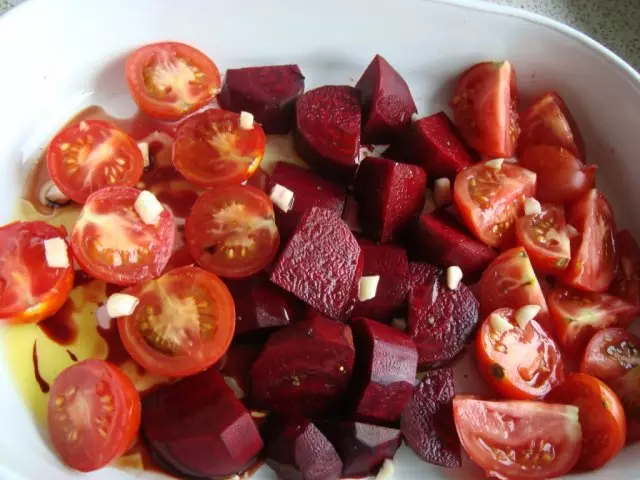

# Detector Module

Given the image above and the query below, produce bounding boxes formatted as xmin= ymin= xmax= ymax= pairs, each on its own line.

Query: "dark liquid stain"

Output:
xmin=66 ymin=349 xmax=78 ymax=362
xmin=73 ymin=270 xmax=93 ymax=288
xmin=97 ymin=325 xmax=131 ymax=367
xmin=32 ymin=341 xmax=50 ymax=394
xmin=38 ymin=300 xmax=78 ymax=346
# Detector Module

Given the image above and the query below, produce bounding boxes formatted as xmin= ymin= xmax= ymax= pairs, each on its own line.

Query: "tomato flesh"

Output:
xmin=581 ymin=328 xmax=640 ymax=383
xmin=610 ymin=230 xmax=640 ymax=306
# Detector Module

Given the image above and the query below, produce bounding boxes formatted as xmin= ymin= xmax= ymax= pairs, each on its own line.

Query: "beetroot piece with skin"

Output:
xmin=356 ymin=55 xmax=417 ymax=144
xmin=354 ymin=156 xmax=427 ymax=243
xmin=218 ymin=64 xmax=305 ymax=134
xmin=142 ymin=368 xmax=263 ymax=479
xmin=294 ymin=85 xmax=361 ymax=181
xmin=409 ymin=262 xmax=441 ymax=289
xmin=400 ymin=368 xmax=461 ymax=468
xmin=350 ymin=317 xmax=418 ymax=424
xmin=218 ymin=344 xmax=263 ymax=401
xmin=250 ymin=315 xmax=356 ymax=416
xmin=270 ymin=207 xmax=363 ymax=321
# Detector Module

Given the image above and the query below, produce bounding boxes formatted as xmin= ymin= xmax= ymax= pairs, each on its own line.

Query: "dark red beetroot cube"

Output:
xmin=294 ymin=85 xmax=361 ymax=182
xmin=402 ymin=112 xmax=475 ymax=180
xmin=350 ymin=317 xmax=418 ymax=424
xmin=271 ymin=162 xmax=346 ymax=241
xmin=408 ymin=268 xmax=479 ymax=368
xmin=409 ymin=262 xmax=441 ymax=288
xmin=270 ymin=207 xmax=363 ymax=321
xmin=354 ymin=156 xmax=426 ymax=243
xmin=218 ymin=64 xmax=305 ymax=134
xmin=142 ymin=368 xmax=263 ymax=479
xmin=218 ymin=344 xmax=263 ymax=400
xmin=351 ymin=244 xmax=410 ymax=322
xmin=320 ymin=422 xmax=401 ymax=478
xmin=250 ymin=315 xmax=355 ymax=416
xmin=266 ymin=418 xmax=342 ymax=480
xmin=400 ymin=368 xmax=461 ymax=468
xmin=356 ymin=55 xmax=417 ymax=144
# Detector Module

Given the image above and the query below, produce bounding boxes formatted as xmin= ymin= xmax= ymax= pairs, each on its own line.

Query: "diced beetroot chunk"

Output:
xmin=408 ymin=262 xmax=440 ymax=289
xmin=271 ymin=162 xmax=346 ymax=241
xmin=354 ymin=156 xmax=426 ymax=243
xmin=218 ymin=344 xmax=263 ymax=400
xmin=218 ymin=64 xmax=305 ymax=134
xmin=356 ymin=54 xmax=417 ymax=144
xmin=350 ymin=317 xmax=418 ymax=424
xmin=321 ymin=422 xmax=401 ymax=477
xmin=250 ymin=315 xmax=355 ymax=416
xmin=245 ymin=167 xmax=271 ymax=193
xmin=142 ymin=368 xmax=263 ymax=479
xmin=401 ymin=368 xmax=461 ymax=468
xmin=270 ymin=207 xmax=363 ymax=321
xmin=294 ymin=85 xmax=361 ymax=181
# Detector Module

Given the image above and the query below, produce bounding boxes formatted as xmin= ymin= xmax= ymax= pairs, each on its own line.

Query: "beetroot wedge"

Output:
xmin=408 ymin=267 xmax=479 ymax=368
xmin=354 ymin=156 xmax=426 ymax=242
xmin=321 ymin=422 xmax=401 ymax=478
xmin=350 ymin=317 xmax=418 ymax=424
xmin=400 ymin=368 xmax=461 ymax=468
xmin=409 ymin=262 xmax=441 ymax=288
xmin=356 ymin=55 xmax=417 ymax=144
xmin=250 ymin=315 xmax=355 ymax=416
xmin=294 ymin=85 xmax=361 ymax=181
xmin=270 ymin=207 xmax=363 ymax=321
xmin=218 ymin=64 xmax=305 ymax=134
xmin=218 ymin=344 xmax=263 ymax=400
xmin=142 ymin=368 xmax=263 ymax=479
xmin=271 ymin=162 xmax=346 ymax=241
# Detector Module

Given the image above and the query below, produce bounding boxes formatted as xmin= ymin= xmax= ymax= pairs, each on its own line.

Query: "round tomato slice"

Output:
xmin=515 ymin=204 xmax=571 ymax=274
xmin=611 ymin=366 xmax=640 ymax=443
xmin=561 ymin=189 xmax=617 ymax=292
xmin=47 ymin=120 xmax=144 ymax=204
xmin=117 ymin=266 xmax=235 ymax=377
xmin=453 ymin=162 xmax=536 ymax=247
xmin=125 ymin=42 xmax=221 ymax=121
xmin=47 ymin=359 xmax=141 ymax=472
xmin=172 ymin=109 xmax=266 ymax=187
xmin=0 ymin=221 xmax=74 ymax=324
xmin=610 ymin=230 xmax=640 ymax=306
xmin=518 ymin=92 xmax=586 ymax=160
xmin=453 ymin=396 xmax=581 ymax=479
xmin=70 ymin=186 xmax=175 ymax=286
xmin=450 ymin=61 xmax=520 ymax=158
xmin=185 ymin=185 xmax=279 ymax=278
xmin=548 ymin=287 xmax=638 ymax=354
xmin=476 ymin=307 xmax=564 ymax=400
xmin=547 ymin=373 xmax=626 ymax=470
xmin=581 ymin=328 xmax=640 ymax=383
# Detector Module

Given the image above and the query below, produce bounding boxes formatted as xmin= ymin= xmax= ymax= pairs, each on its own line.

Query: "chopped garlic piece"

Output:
xmin=391 ymin=318 xmax=407 ymax=332
xmin=44 ymin=237 xmax=70 ymax=268
xmin=95 ymin=305 xmax=112 ymax=329
xmin=376 ymin=459 xmax=395 ymax=480
xmin=358 ymin=275 xmax=380 ymax=301
xmin=566 ymin=224 xmax=579 ymax=238
xmin=106 ymin=293 xmax=139 ymax=318
xmin=270 ymin=183 xmax=295 ymax=213
xmin=134 ymin=190 xmax=165 ymax=225
xmin=515 ymin=305 xmax=541 ymax=329
xmin=485 ymin=158 xmax=504 ymax=170
xmin=503 ymin=157 xmax=519 ymax=164
xmin=446 ymin=266 xmax=463 ymax=290
xmin=490 ymin=312 xmax=514 ymax=335
xmin=411 ymin=112 xmax=420 ymax=122
xmin=250 ymin=410 xmax=268 ymax=419
xmin=524 ymin=197 xmax=542 ymax=216
xmin=239 ymin=111 xmax=254 ymax=130
xmin=39 ymin=180 xmax=69 ymax=206
xmin=434 ymin=178 xmax=452 ymax=208
xmin=422 ymin=188 xmax=436 ymax=215
xmin=138 ymin=141 xmax=150 ymax=168
xmin=224 ymin=376 xmax=245 ymax=399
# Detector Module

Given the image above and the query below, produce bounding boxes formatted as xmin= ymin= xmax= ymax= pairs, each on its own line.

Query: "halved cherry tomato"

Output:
xmin=453 ymin=396 xmax=581 ymax=479
xmin=47 ymin=359 xmax=141 ymax=472
xmin=546 ymin=373 xmax=625 ymax=470
xmin=0 ymin=221 xmax=74 ymax=324
xmin=515 ymin=204 xmax=571 ymax=274
xmin=453 ymin=162 xmax=536 ymax=247
xmin=125 ymin=42 xmax=221 ymax=121
xmin=581 ymin=328 xmax=640 ymax=383
xmin=610 ymin=230 xmax=640 ymax=306
xmin=172 ymin=109 xmax=266 ymax=187
xmin=611 ymin=366 xmax=640 ymax=443
xmin=117 ymin=266 xmax=235 ymax=377
xmin=70 ymin=186 xmax=175 ymax=286
xmin=519 ymin=146 xmax=596 ymax=205
xmin=518 ymin=92 xmax=585 ymax=160
xmin=548 ymin=287 xmax=638 ymax=354
xmin=451 ymin=61 xmax=520 ymax=158
xmin=561 ymin=189 xmax=617 ymax=292
xmin=185 ymin=185 xmax=279 ymax=278
xmin=47 ymin=120 xmax=144 ymax=204
xmin=476 ymin=307 xmax=564 ymax=399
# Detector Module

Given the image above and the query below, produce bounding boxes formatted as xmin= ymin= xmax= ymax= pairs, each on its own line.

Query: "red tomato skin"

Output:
xmin=610 ymin=230 xmax=640 ymax=306
xmin=580 ymin=328 xmax=640 ymax=383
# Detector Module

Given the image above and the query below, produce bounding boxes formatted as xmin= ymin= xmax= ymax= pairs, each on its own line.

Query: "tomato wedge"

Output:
xmin=611 ymin=366 xmax=640 ymax=443
xmin=47 ymin=120 xmax=144 ymax=204
xmin=47 ymin=359 xmax=141 ymax=472
xmin=70 ymin=186 xmax=175 ymax=286
xmin=453 ymin=162 xmax=536 ymax=247
xmin=450 ymin=61 xmax=520 ymax=158
xmin=548 ymin=287 xmax=638 ymax=354
xmin=546 ymin=373 xmax=625 ymax=470
xmin=610 ymin=230 xmax=640 ymax=306
xmin=126 ymin=42 xmax=221 ymax=121
xmin=0 ymin=221 xmax=74 ymax=324
xmin=581 ymin=328 xmax=640 ymax=383
xmin=476 ymin=307 xmax=564 ymax=399
xmin=185 ymin=185 xmax=279 ymax=278
xmin=172 ymin=109 xmax=266 ymax=187
xmin=453 ymin=396 xmax=581 ymax=479
xmin=117 ymin=266 xmax=235 ymax=377
xmin=515 ymin=204 xmax=571 ymax=274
